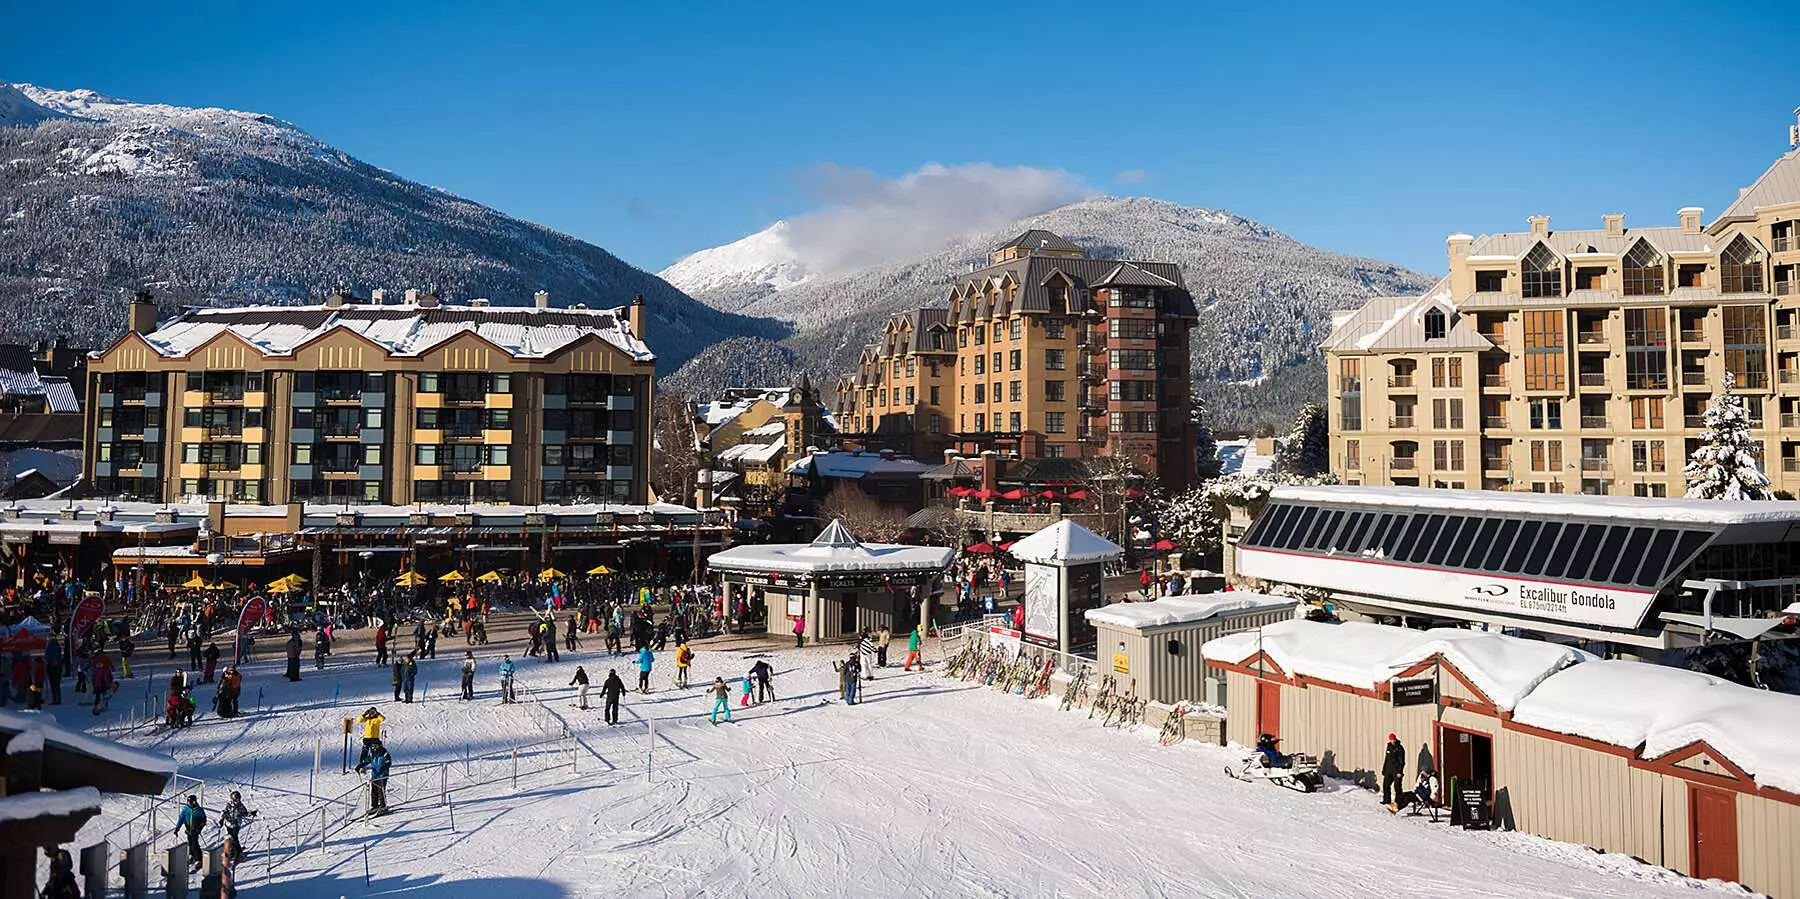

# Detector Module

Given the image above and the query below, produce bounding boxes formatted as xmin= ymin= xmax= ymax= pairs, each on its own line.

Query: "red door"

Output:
xmin=1255 ymin=681 xmax=1281 ymax=739
xmin=1689 ymin=786 xmax=1738 ymax=883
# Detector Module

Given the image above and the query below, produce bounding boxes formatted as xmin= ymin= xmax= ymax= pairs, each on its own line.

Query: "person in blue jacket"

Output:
xmin=636 ymin=646 xmax=654 ymax=693
xmin=174 ymin=795 xmax=207 ymax=870
xmin=356 ymin=741 xmax=393 ymax=815
xmin=498 ymin=654 xmax=517 ymax=703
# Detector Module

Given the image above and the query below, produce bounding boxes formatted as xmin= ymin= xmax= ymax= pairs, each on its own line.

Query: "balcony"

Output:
xmin=319 ymin=460 xmax=360 ymax=473
xmin=1576 ymin=332 xmax=1608 ymax=347
xmin=206 ymin=387 xmax=245 ymax=403
xmin=1482 ymin=456 xmax=1509 ymax=471
xmin=1785 ymin=458 xmax=1800 ymax=473
xmin=1779 ymin=281 xmax=1799 ymax=297
xmin=1577 ymin=373 xmax=1608 ymax=388
xmin=1681 ymin=371 xmax=1709 ymax=387
xmin=1581 ymin=458 xmax=1610 ymax=473
xmin=1390 ymin=457 xmax=1417 ymax=471
xmin=204 ymin=459 xmax=239 ymax=473
xmin=1477 ymin=330 xmax=1505 ymax=348
xmin=1775 ymin=235 xmax=1796 ymax=253
xmin=206 ymin=424 xmax=243 ymax=439
xmin=1680 ymin=328 xmax=1706 ymax=343
xmin=1783 ymin=414 xmax=1800 ymax=429
xmin=1388 ymin=375 xmax=1415 ymax=389
xmin=320 ymin=422 xmax=362 ymax=439
xmin=1781 ymin=370 xmax=1800 ymax=385
xmin=317 ymin=387 xmax=362 ymax=403
xmin=1579 ymin=415 xmax=1607 ymax=428
xmin=443 ymin=392 xmax=486 ymax=405
xmin=1481 ymin=374 xmax=1507 ymax=389
xmin=1483 ymin=416 xmax=1507 ymax=428
xmin=1684 ymin=415 xmax=1705 ymax=429
xmin=115 ymin=389 xmax=147 ymax=403
xmin=1388 ymin=415 xmax=1415 ymax=429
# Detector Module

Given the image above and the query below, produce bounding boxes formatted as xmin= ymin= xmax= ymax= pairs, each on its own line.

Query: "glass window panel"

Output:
xmin=1659 ymin=532 xmax=1711 ymax=583
xmin=1280 ymin=508 xmax=1317 ymax=549
xmin=1425 ymin=516 xmax=1467 ymax=566
xmin=1305 ymin=510 xmax=1343 ymax=550
xmin=1401 ymin=514 xmax=1445 ymax=563
xmin=1543 ymin=524 xmax=1582 ymax=578
xmin=1563 ymin=525 xmax=1608 ymax=581
xmin=1453 ymin=518 xmax=1495 ymax=569
xmin=1589 ymin=527 xmax=1630 ymax=583
xmin=1634 ymin=530 xmax=1679 ymax=587
xmin=1482 ymin=519 xmax=1522 ymax=571
xmin=1521 ymin=523 xmax=1561 ymax=576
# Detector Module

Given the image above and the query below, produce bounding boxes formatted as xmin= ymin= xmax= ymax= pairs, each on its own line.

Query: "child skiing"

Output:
xmin=739 ymin=671 xmax=754 ymax=708
xmin=570 ymin=665 xmax=590 ymax=710
xmin=498 ymin=655 xmax=517 ymax=703
xmin=708 ymin=677 xmax=732 ymax=724
xmin=636 ymin=645 xmax=654 ymax=694
xmin=674 ymin=642 xmax=693 ymax=688
xmin=903 ymin=624 xmax=923 ymax=671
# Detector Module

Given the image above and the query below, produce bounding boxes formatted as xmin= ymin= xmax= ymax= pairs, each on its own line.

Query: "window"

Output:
xmin=1110 ymin=381 xmax=1155 ymax=402
xmin=293 ymin=444 xmax=314 ymax=465
xmin=1623 ymin=241 xmax=1665 ymax=296
xmin=1424 ymin=307 xmax=1447 ymax=340
xmin=364 ymin=407 xmax=384 ymax=429
xmin=1521 ymin=243 xmax=1563 ymax=298
xmin=1523 ymin=310 xmax=1567 ymax=390
xmin=1110 ymin=350 xmax=1157 ymax=371
xmin=1475 ymin=270 xmax=1506 ymax=292
xmin=992 ymin=352 xmax=1001 ymax=373
xmin=362 ymin=445 xmax=383 ymax=466
xmin=1046 ymin=381 xmax=1065 ymax=402
xmin=905 ymin=387 xmax=915 ymax=406
xmin=959 ymin=328 xmax=968 ymax=348
xmin=1345 ymin=439 xmax=1360 ymax=470
xmin=1528 ymin=398 xmax=1561 ymax=429
xmin=1042 ymin=411 xmax=1068 ymax=435
xmin=1108 ymin=412 xmax=1156 ymax=433
xmin=1108 ymin=318 xmax=1159 ymax=340
xmin=929 ymin=386 xmax=940 ymax=405
xmin=1529 ymin=439 xmax=1562 ymax=472
xmin=415 ymin=444 xmax=440 ymax=465
xmin=974 ymin=327 xmax=985 ymax=346
xmin=974 ymin=384 xmax=985 ymax=404
xmin=1009 ymin=381 xmax=1022 ymax=402
xmin=1427 ymin=357 xmax=1464 ymax=387
xmin=929 ymin=414 xmax=943 ymax=433
xmin=1009 ymin=349 xmax=1022 ymax=371
xmin=1624 ymin=308 xmax=1669 ymax=390
xmin=1009 ymin=412 xmax=1021 ymax=431
xmin=544 ymin=445 xmax=564 ymax=466
xmin=1010 ymin=319 xmax=1022 ymax=340
xmin=1431 ymin=398 xmax=1464 ymax=429
xmin=1046 ymin=319 xmax=1066 ymax=339
xmin=418 ymin=373 xmax=440 ymax=393
xmin=1723 ymin=305 xmax=1769 ymax=388
xmin=974 ymin=413 xmax=985 ymax=431
xmin=1339 ymin=359 xmax=1362 ymax=432
xmin=1045 ymin=349 xmax=1066 ymax=371
xmin=1629 ymin=397 xmax=1664 ymax=429
xmin=1720 ymin=236 xmax=1765 ymax=293
xmin=974 ymin=356 xmax=985 ymax=375
xmin=1632 ymin=439 xmax=1667 ymax=472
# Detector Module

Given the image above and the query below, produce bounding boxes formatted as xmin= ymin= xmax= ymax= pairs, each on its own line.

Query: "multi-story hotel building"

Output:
xmin=1324 ymin=117 xmax=1800 ymax=496
xmin=833 ymin=230 xmax=1201 ymax=490
xmin=84 ymin=289 xmax=655 ymax=505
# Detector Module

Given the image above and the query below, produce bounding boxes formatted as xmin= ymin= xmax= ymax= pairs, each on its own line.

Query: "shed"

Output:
xmin=1084 ymin=592 xmax=1296 ymax=704
xmin=1010 ymin=520 xmax=1123 ymax=655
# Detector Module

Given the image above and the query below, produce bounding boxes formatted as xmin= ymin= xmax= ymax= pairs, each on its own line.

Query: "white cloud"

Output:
xmin=783 ymin=163 xmax=1094 ymax=276
xmin=1112 ymin=168 xmax=1155 ymax=185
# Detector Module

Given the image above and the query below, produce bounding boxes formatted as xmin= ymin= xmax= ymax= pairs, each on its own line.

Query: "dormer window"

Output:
xmin=1622 ymin=240 xmax=1665 ymax=296
xmin=1721 ymin=235 xmax=1765 ymax=294
xmin=1521 ymin=244 xmax=1563 ymax=298
xmin=1423 ymin=307 xmax=1447 ymax=340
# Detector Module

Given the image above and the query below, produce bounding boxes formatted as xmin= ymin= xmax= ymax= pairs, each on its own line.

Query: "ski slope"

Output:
xmin=40 ymin=622 xmax=1741 ymax=898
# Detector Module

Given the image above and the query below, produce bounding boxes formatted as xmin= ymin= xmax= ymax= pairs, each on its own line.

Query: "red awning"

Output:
xmin=972 ymin=489 xmax=999 ymax=500
xmin=1124 ymin=488 xmax=1145 ymax=498
xmin=997 ymin=540 xmax=1017 ymax=551
xmin=1065 ymin=489 xmax=1091 ymax=500
xmin=1151 ymin=538 xmax=1179 ymax=551
xmin=1037 ymin=489 xmax=1059 ymax=499
xmin=964 ymin=542 xmax=997 ymax=554
xmin=946 ymin=486 xmax=972 ymax=497
xmin=1000 ymin=488 xmax=1028 ymax=500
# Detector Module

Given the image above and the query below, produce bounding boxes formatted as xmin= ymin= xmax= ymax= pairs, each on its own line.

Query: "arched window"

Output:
xmin=1423 ymin=307 xmax=1447 ymax=340
xmin=1520 ymin=243 xmax=1563 ymax=298
xmin=1622 ymin=240 xmax=1665 ymax=296
xmin=1721 ymin=235 xmax=1765 ymax=293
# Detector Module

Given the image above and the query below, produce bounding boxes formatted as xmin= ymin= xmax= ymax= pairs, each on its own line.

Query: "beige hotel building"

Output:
xmin=1324 ymin=115 xmax=1800 ymax=496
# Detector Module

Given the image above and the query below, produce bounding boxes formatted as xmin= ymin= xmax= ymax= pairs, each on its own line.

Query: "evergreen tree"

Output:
xmin=1274 ymin=402 xmax=1330 ymax=477
xmin=1195 ymin=410 xmax=1222 ymax=481
xmin=1683 ymin=373 xmax=1772 ymax=500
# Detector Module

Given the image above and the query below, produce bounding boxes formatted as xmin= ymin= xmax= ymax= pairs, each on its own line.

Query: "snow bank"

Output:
xmin=1512 ymin=660 xmax=1800 ymax=795
xmin=0 ymin=785 xmax=101 ymax=823
xmin=6 ymin=728 xmax=44 ymax=755
xmin=1200 ymin=619 xmax=1588 ymax=709
xmin=1085 ymin=591 xmax=1295 ymax=632
xmin=0 ymin=710 xmax=179 ymax=775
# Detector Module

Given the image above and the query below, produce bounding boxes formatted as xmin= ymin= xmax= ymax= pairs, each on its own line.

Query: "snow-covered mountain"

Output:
xmin=665 ymin=197 xmax=1434 ymax=429
xmin=659 ymin=220 xmax=811 ymax=311
xmin=0 ymin=84 xmax=782 ymax=370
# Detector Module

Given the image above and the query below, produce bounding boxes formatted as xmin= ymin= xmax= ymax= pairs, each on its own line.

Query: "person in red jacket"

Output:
xmin=90 ymin=652 xmax=115 ymax=714
xmin=374 ymin=623 xmax=389 ymax=666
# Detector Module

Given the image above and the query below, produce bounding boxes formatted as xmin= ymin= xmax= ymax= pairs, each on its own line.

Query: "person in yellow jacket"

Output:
xmin=356 ymin=707 xmax=385 ymax=768
xmin=674 ymin=642 xmax=694 ymax=688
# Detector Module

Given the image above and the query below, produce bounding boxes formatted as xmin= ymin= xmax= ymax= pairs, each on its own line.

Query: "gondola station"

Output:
xmin=707 ymin=519 xmax=954 ymax=643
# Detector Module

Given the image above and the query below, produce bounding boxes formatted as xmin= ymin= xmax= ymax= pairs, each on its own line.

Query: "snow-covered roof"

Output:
xmin=708 ymin=518 xmax=954 ymax=575
xmin=1271 ymin=484 xmax=1800 ymax=526
xmin=1511 ymin=660 xmax=1800 ymax=795
xmin=0 ymin=710 xmax=180 ymax=775
xmin=718 ymin=441 xmax=783 ymax=465
xmin=1008 ymin=520 xmax=1124 ymax=565
xmin=742 ymin=420 xmax=786 ymax=439
xmin=0 ymin=785 xmax=101 ymax=824
xmin=788 ymin=451 xmax=932 ymax=480
xmin=1201 ymin=619 xmax=1590 ymax=710
xmin=1215 ymin=439 xmax=1276 ymax=477
xmin=126 ymin=301 xmax=655 ymax=363
xmin=1085 ymin=591 xmax=1296 ymax=632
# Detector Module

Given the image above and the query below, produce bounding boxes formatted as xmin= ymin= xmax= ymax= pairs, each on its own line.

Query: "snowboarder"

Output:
xmin=283 ymin=631 xmax=302 ymax=682
xmin=749 ymin=659 xmax=774 ymax=703
xmin=902 ymin=624 xmax=923 ymax=671
xmin=708 ymin=676 xmax=732 ymax=724
xmin=601 ymin=668 xmax=625 ymax=725
xmin=460 ymin=651 xmax=476 ymax=701
xmin=357 ymin=707 xmax=385 ymax=769
xmin=221 ymin=790 xmax=256 ymax=860
xmin=174 ymin=795 xmax=206 ymax=870
xmin=875 ymin=626 xmax=892 ymax=667
xmin=401 ymin=653 xmax=418 ymax=703
xmin=570 ymin=665 xmax=590 ymax=709
xmin=357 ymin=741 xmax=392 ymax=815
xmin=498 ymin=654 xmax=517 ymax=703
xmin=674 ymin=642 xmax=693 ymax=688
xmin=636 ymin=645 xmax=654 ymax=693
xmin=1382 ymin=732 xmax=1406 ymax=812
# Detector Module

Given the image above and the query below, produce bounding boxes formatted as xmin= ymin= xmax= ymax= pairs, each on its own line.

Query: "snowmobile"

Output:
xmin=1226 ymin=734 xmax=1323 ymax=792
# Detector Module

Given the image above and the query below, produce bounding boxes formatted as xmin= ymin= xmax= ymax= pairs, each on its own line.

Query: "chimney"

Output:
xmin=1527 ymin=215 xmax=1550 ymax=238
xmin=534 ymin=289 xmax=551 ymax=309
xmin=1679 ymin=207 xmax=1703 ymax=235
xmin=1446 ymin=233 xmax=1473 ymax=267
xmin=127 ymin=290 xmax=158 ymax=333
xmin=468 ymin=297 xmax=490 ymax=307
xmin=418 ymin=291 xmax=441 ymax=309
xmin=324 ymin=290 xmax=353 ymax=309
xmin=1791 ymin=106 xmax=1800 ymax=148
xmin=627 ymin=293 xmax=646 ymax=339
xmin=1602 ymin=213 xmax=1625 ymax=237
xmin=404 ymin=288 xmax=421 ymax=305
xmin=370 ymin=288 xmax=388 ymax=305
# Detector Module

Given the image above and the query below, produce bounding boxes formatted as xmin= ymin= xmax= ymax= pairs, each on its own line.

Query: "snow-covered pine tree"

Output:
xmin=1274 ymin=402 xmax=1329 ymax=477
xmin=1683 ymin=373 xmax=1773 ymax=500
xmin=1195 ymin=414 xmax=1222 ymax=481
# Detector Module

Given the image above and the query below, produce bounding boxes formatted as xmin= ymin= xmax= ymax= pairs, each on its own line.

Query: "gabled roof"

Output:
xmin=1093 ymin=262 xmax=1177 ymax=289
xmin=998 ymin=229 xmax=1084 ymax=254
xmin=1320 ymin=278 xmax=1494 ymax=353
xmin=953 ymin=253 xmax=1196 ymax=321
xmin=1467 ymin=226 xmax=1716 ymax=260
xmin=1008 ymin=520 xmax=1124 ymax=565
xmin=1713 ymin=147 xmax=1800 ymax=225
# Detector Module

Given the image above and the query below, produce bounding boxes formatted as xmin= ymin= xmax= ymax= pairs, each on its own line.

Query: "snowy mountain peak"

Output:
xmin=0 ymin=84 xmax=67 ymax=127
xmin=659 ymin=220 xmax=812 ymax=311
xmin=8 ymin=83 xmax=321 ymax=149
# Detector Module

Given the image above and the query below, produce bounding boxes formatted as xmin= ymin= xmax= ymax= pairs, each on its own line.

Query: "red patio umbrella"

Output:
xmin=1151 ymin=538 xmax=1179 ymax=551
xmin=1037 ymin=489 xmax=1059 ymax=499
xmin=1124 ymin=487 xmax=1145 ymax=498
xmin=1000 ymin=488 xmax=1028 ymax=500
xmin=964 ymin=542 xmax=997 ymax=554
xmin=946 ymin=486 xmax=971 ymax=497
xmin=972 ymin=488 xmax=999 ymax=501
xmin=1065 ymin=489 xmax=1091 ymax=500
xmin=998 ymin=540 xmax=1017 ymax=551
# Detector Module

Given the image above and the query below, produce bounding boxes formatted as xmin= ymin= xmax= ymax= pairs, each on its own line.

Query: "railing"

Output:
xmin=320 ymin=422 xmax=362 ymax=438
xmin=204 ymin=460 xmax=239 ymax=472
xmin=1781 ymin=370 xmax=1800 ymax=384
xmin=1388 ymin=376 xmax=1415 ymax=388
xmin=1580 ymin=458 xmax=1609 ymax=473
xmin=207 ymin=387 xmax=246 ymax=402
xmin=206 ymin=424 xmax=242 ymax=438
xmin=1774 ymin=235 xmax=1796 ymax=253
xmin=98 ymin=773 xmax=208 ymax=858
xmin=1578 ymin=373 xmax=1608 ymax=387
xmin=1580 ymin=415 xmax=1607 ymax=428
xmin=1684 ymin=415 xmax=1706 ymax=428
xmin=1389 ymin=458 xmax=1417 ymax=471
xmin=1783 ymin=414 xmax=1800 ymax=429
xmin=318 ymin=461 xmax=360 ymax=473
xmin=1779 ymin=324 xmax=1799 ymax=340
xmin=116 ymin=389 xmax=148 ymax=402
xmin=1388 ymin=416 xmax=1415 ymax=428
xmin=1483 ymin=416 xmax=1506 ymax=428
xmin=1682 ymin=371 xmax=1709 ymax=386
xmin=1576 ymin=332 xmax=1608 ymax=346
xmin=1785 ymin=458 xmax=1800 ymax=473
xmin=1482 ymin=456 xmax=1508 ymax=471
xmin=1680 ymin=329 xmax=1706 ymax=343
xmin=1481 ymin=374 xmax=1506 ymax=387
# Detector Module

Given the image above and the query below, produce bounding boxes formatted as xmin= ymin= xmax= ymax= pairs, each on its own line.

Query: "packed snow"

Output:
xmin=1084 ymin=591 xmax=1296 ymax=631
xmin=0 ymin=786 xmax=101 ymax=824
xmin=30 ymin=618 xmax=1742 ymax=897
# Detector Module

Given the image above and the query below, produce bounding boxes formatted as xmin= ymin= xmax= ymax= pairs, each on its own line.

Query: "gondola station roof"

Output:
xmin=708 ymin=519 xmax=954 ymax=575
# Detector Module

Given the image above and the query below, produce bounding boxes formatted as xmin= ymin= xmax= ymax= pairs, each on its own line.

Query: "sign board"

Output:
xmin=1453 ymin=780 xmax=1492 ymax=830
xmin=1390 ymin=677 xmax=1437 ymax=708
xmin=1064 ymin=564 xmax=1105 ymax=654
xmin=785 ymin=595 xmax=804 ymax=617
xmin=1237 ymin=547 xmax=1656 ymax=630
xmin=343 ymin=717 xmax=355 ymax=735
xmin=1112 ymin=652 xmax=1130 ymax=674
xmin=70 ymin=594 xmax=102 ymax=657
xmin=1021 ymin=563 xmax=1060 ymax=648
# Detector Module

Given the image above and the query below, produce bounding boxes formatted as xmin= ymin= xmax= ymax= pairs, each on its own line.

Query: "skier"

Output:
xmin=89 ymin=652 xmax=115 ymax=715
xmin=425 ymin=621 xmax=439 ymax=659
xmin=356 ymin=741 xmax=392 ymax=815
xmin=283 ymin=631 xmax=302 ymax=682
xmin=314 ymin=628 xmax=331 ymax=670
xmin=188 ymin=632 xmax=203 ymax=673
xmin=118 ymin=633 xmax=135 ymax=678
xmin=43 ymin=636 xmax=61 ymax=705
xmin=460 ymin=651 xmax=476 ymax=701
xmin=174 ymin=795 xmax=207 ymax=871
xmin=401 ymin=653 xmax=418 ymax=703
xmin=569 ymin=665 xmax=590 ymax=710
xmin=374 ymin=622 xmax=389 ymax=666
xmin=708 ymin=676 xmax=731 ymax=724
xmin=902 ymin=624 xmax=923 ymax=671
xmin=498 ymin=654 xmax=517 ymax=703
xmin=674 ymin=642 xmax=693 ymax=688
xmin=875 ymin=625 xmax=892 ymax=667
xmin=857 ymin=630 xmax=877 ymax=681
xmin=165 ymin=623 xmax=179 ymax=660
xmin=357 ymin=707 xmax=385 ymax=769
xmin=220 ymin=790 xmax=257 ymax=861
xmin=565 ymin=613 xmax=580 ymax=653
xmin=749 ymin=658 xmax=775 ymax=704
xmin=636 ymin=645 xmax=654 ymax=693
xmin=543 ymin=617 xmax=559 ymax=663
xmin=412 ymin=620 xmax=427 ymax=657
xmin=601 ymin=668 xmax=626 ymax=725
xmin=834 ymin=651 xmax=861 ymax=705
xmin=218 ymin=666 xmax=242 ymax=718
xmin=203 ymin=642 xmax=220 ymax=683
xmin=738 ymin=671 xmax=754 ymax=708
xmin=527 ymin=620 xmax=543 ymax=657
xmin=1382 ymin=733 xmax=1406 ymax=812
xmin=390 ymin=656 xmax=405 ymax=701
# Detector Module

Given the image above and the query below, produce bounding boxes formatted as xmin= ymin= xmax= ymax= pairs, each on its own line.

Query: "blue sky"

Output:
xmin=6 ymin=1 xmax=1798 ymax=275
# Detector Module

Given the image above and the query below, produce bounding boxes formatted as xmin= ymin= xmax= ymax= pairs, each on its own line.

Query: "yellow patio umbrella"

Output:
xmin=585 ymin=564 xmax=613 ymax=576
xmin=268 ymin=581 xmax=303 ymax=594
xmin=268 ymin=574 xmax=303 ymax=591
xmin=476 ymin=571 xmax=503 ymax=583
xmin=207 ymin=581 xmax=238 ymax=591
xmin=181 ymin=573 xmax=208 ymax=589
xmin=395 ymin=571 xmax=427 ymax=587
xmin=438 ymin=570 xmax=467 ymax=583
xmin=537 ymin=567 xmax=566 ymax=581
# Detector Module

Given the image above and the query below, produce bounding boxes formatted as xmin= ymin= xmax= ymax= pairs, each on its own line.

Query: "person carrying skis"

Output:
xmin=460 ymin=651 xmax=476 ymax=701
xmin=401 ymin=653 xmax=418 ymax=703
xmin=221 ymin=790 xmax=257 ymax=860
xmin=749 ymin=659 xmax=774 ymax=704
xmin=601 ymin=668 xmax=626 ymax=725
xmin=174 ymin=795 xmax=207 ymax=870
xmin=902 ymin=624 xmax=923 ymax=671
xmin=498 ymin=654 xmax=517 ymax=703
xmin=708 ymin=676 xmax=732 ymax=724
xmin=542 ymin=616 xmax=559 ymax=663
xmin=674 ymin=642 xmax=693 ymax=688
xmin=570 ymin=665 xmax=590 ymax=710
xmin=635 ymin=645 xmax=654 ymax=693
xmin=1382 ymin=733 xmax=1406 ymax=812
